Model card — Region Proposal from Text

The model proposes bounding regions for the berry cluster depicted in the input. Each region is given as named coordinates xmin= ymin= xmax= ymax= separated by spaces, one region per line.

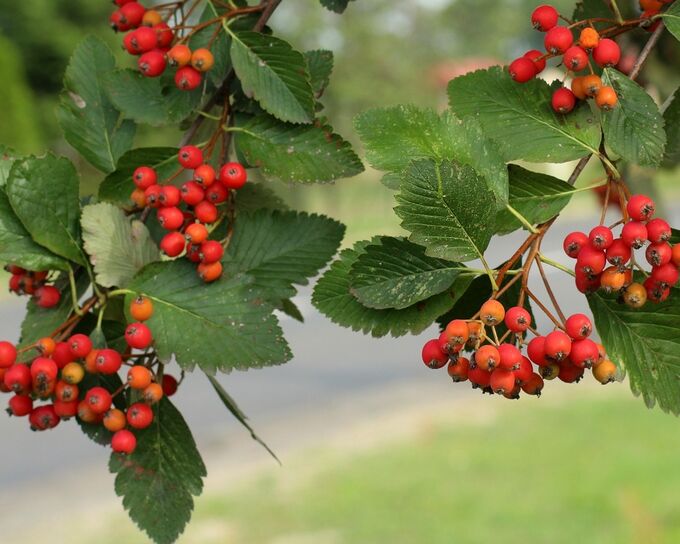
xmin=6 ymin=265 xmax=61 ymax=309
xmin=0 ymin=296 xmax=178 ymax=455
xmin=509 ymin=4 xmax=622 ymax=113
xmin=564 ymin=194 xmax=679 ymax=305
xmin=110 ymin=0 xmax=214 ymax=89
xmin=422 ymin=301 xmax=618 ymax=400
xmin=131 ymin=146 xmax=248 ymax=283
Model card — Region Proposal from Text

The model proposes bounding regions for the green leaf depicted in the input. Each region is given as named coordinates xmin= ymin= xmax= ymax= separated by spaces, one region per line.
xmin=495 ymin=165 xmax=577 ymax=235
xmin=230 ymin=31 xmax=315 ymax=124
xmin=349 ymin=236 xmax=466 ymax=310
xmin=601 ymin=68 xmax=666 ymax=166
xmin=126 ymin=260 xmax=291 ymax=373
xmin=447 ymin=66 xmax=601 ymax=163
xmin=110 ymin=398 xmax=206 ymax=544
xmin=99 ymin=147 xmax=179 ymax=206
xmin=355 ymin=106 xmax=508 ymax=203
xmin=395 ymin=159 xmax=496 ymax=263
xmin=105 ymin=69 xmax=203 ymax=127
xmin=56 ymin=36 xmax=135 ymax=173
xmin=0 ymin=189 xmax=68 ymax=271
xmin=0 ymin=146 xmax=15 ymax=187
xmin=81 ymin=203 xmax=159 ymax=288
xmin=313 ymin=240 xmax=472 ymax=338
xmin=572 ymin=0 xmax=616 ymax=23
xmin=235 ymin=114 xmax=364 ymax=183
xmin=320 ymin=0 xmax=356 ymax=13
xmin=235 ymin=182 xmax=288 ymax=213
xmin=304 ymin=50 xmax=334 ymax=96
xmin=278 ymin=298 xmax=304 ymax=322
xmin=222 ymin=210 xmax=345 ymax=300
xmin=7 ymin=155 xmax=85 ymax=265
xmin=662 ymin=1 xmax=680 ymax=42
xmin=206 ymin=375 xmax=280 ymax=463
xmin=588 ymin=290 xmax=680 ymax=415
xmin=663 ymin=87 xmax=680 ymax=166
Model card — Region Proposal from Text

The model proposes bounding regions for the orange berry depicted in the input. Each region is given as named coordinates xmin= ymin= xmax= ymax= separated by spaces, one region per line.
xmin=596 ymin=86 xmax=618 ymax=110
xmin=593 ymin=359 xmax=617 ymax=384
xmin=167 ymin=44 xmax=192 ymax=67
xmin=475 ymin=344 xmax=500 ymax=371
xmin=130 ymin=296 xmax=154 ymax=322
xmin=62 ymin=362 xmax=85 ymax=385
xmin=579 ymin=27 xmax=600 ymax=49
xmin=466 ymin=322 xmax=485 ymax=345
xmin=571 ymin=76 xmax=587 ymax=100
xmin=103 ymin=408 xmax=127 ymax=432
xmin=582 ymin=74 xmax=602 ymax=97
xmin=671 ymin=244 xmax=680 ymax=267
xmin=85 ymin=350 xmax=99 ymax=374
xmin=623 ymin=282 xmax=647 ymax=308
xmin=197 ymin=261 xmax=222 ymax=283
xmin=142 ymin=382 xmax=164 ymax=404
xmin=190 ymin=48 xmax=214 ymax=72
xmin=600 ymin=266 xmax=626 ymax=292
xmin=479 ymin=300 xmax=505 ymax=326
xmin=142 ymin=9 xmax=163 ymax=27
xmin=128 ymin=365 xmax=153 ymax=389
xmin=131 ymin=188 xmax=147 ymax=208
xmin=444 ymin=319 xmax=469 ymax=346
xmin=36 ymin=337 xmax=56 ymax=356
xmin=640 ymin=0 xmax=664 ymax=10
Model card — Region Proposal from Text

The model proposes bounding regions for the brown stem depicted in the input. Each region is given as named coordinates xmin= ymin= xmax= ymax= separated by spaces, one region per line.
xmin=525 ymin=287 xmax=565 ymax=330
xmin=534 ymin=255 xmax=567 ymax=323
xmin=629 ymin=21 xmax=666 ymax=81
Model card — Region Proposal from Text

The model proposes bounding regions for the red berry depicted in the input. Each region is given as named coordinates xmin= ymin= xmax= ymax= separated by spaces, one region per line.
xmin=175 ymin=66 xmax=202 ymax=91
xmin=129 ymin=26 xmax=158 ymax=54
xmin=563 ymin=46 xmax=589 ymax=71
xmin=110 ymin=10 xmax=130 ymax=32
xmin=30 ymin=357 xmax=58 ymax=384
xmin=193 ymin=164 xmax=216 ymax=187
xmin=646 ymin=218 xmax=671 ymax=243
xmin=199 ymin=240 xmax=224 ymax=264
xmin=593 ymin=38 xmax=621 ymax=67
xmin=68 ymin=334 xmax=93 ymax=359
xmin=532 ymin=5 xmax=559 ymax=31
xmin=159 ymin=185 xmax=181 ymax=207
xmin=513 ymin=356 xmax=534 ymax=385
xmin=498 ymin=343 xmax=522 ymax=371
xmin=162 ymin=374 xmax=179 ymax=396
xmin=85 ymin=386 xmax=113 ymax=414
xmin=133 ymin=166 xmax=157 ymax=190
xmin=563 ymin=231 xmax=588 ymax=258
xmin=552 ymin=87 xmax=576 ymax=114
xmin=523 ymin=49 xmax=547 ymax=73
xmin=468 ymin=366 xmax=491 ymax=389
xmin=119 ymin=2 xmax=146 ymax=28
xmin=421 ymin=339 xmax=448 ymax=369
xmin=490 ymin=368 xmax=516 ymax=395
xmin=157 ymin=206 xmax=185 ymax=230
xmin=589 ymin=225 xmax=614 ymax=250
xmin=651 ymin=263 xmax=679 ymax=287
xmin=95 ymin=349 xmax=123 ymax=374
xmin=29 ymin=405 xmax=60 ymax=431
xmin=52 ymin=342 xmax=73 ymax=368
xmin=144 ymin=184 xmax=163 ymax=208
xmin=527 ymin=336 xmax=548 ymax=367
xmin=160 ymin=232 xmax=186 ymax=257
xmin=570 ymin=338 xmax=600 ymax=368
xmin=544 ymin=330 xmax=572 ymax=361
xmin=626 ymin=194 xmax=655 ymax=221
xmin=565 ymin=313 xmax=592 ymax=340
xmin=154 ymin=23 xmax=174 ymax=48
xmin=509 ymin=57 xmax=537 ymax=83
xmin=544 ymin=26 xmax=573 ymax=54
xmin=219 ymin=162 xmax=248 ymax=189
xmin=194 ymin=201 xmax=219 ymax=224
xmin=181 ymin=181 xmax=205 ymax=206
xmin=521 ymin=373 xmax=544 ymax=396
xmin=127 ymin=402 xmax=154 ymax=429
xmin=9 ymin=273 xmax=23 ymax=294
xmin=206 ymin=182 xmax=228 ymax=204
xmin=504 ymin=306 xmax=531 ymax=333
xmin=621 ymin=221 xmax=648 ymax=249
xmin=4 ymin=364 xmax=31 ymax=393
xmin=575 ymin=269 xmax=601 ymax=294
xmin=186 ymin=243 xmax=202 ymax=263
xmin=0 ymin=341 xmax=17 ymax=369
xmin=576 ymin=246 xmax=606 ymax=277
xmin=125 ymin=323 xmax=154 ymax=350
xmin=178 ymin=146 xmax=204 ymax=169
xmin=138 ymin=50 xmax=166 ymax=77
xmin=645 ymin=277 xmax=671 ymax=303
xmin=558 ymin=360 xmax=584 ymax=383
xmin=8 ymin=394 xmax=33 ymax=417
xmin=54 ymin=399 xmax=79 ymax=419
xmin=112 ymin=429 xmax=137 ymax=454
xmin=606 ymin=238 xmax=631 ymax=265
xmin=646 ymin=242 xmax=672 ymax=267
xmin=185 ymin=223 xmax=209 ymax=245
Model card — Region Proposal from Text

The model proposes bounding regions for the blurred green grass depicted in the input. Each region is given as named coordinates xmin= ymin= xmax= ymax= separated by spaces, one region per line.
xmin=85 ymin=389 xmax=680 ymax=544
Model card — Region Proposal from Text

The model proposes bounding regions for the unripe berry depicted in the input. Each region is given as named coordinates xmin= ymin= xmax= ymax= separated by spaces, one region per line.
xmin=138 ymin=50 xmax=167 ymax=77
xmin=551 ymin=87 xmax=576 ymax=114
xmin=103 ymin=409 xmax=127 ymax=432
xmin=194 ymin=200 xmax=219 ymax=224
xmin=193 ymin=164 xmax=216 ymax=187
xmin=521 ymin=372 xmax=544 ymax=396
xmin=128 ymin=365 xmax=153 ymax=389
xmin=582 ymin=74 xmax=603 ymax=97
xmin=181 ymin=181 xmax=206 ymax=206
xmin=479 ymin=299 xmax=505 ymax=326
xmin=85 ymin=386 xmax=113 ymax=414
xmin=131 ymin=188 xmax=147 ymax=208
xmin=219 ymin=162 xmax=248 ymax=189
xmin=527 ymin=336 xmax=548 ymax=366
xmin=36 ymin=337 xmax=56 ymax=357
xmin=185 ymin=222 xmax=209 ymax=244
xmin=673 ymin=244 xmax=680 ymax=267
xmin=68 ymin=333 xmax=93 ymax=359
xmin=600 ymin=266 xmax=627 ymax=292
xmin=141 ymin=9 xmax=162 ymax=27
xmin=509 ymin=57 xmax=537 ymax=83
xmin=167 ymin=44 xmax=192 ymax=67
xmin=112 ymin=429 xmax=137 ymax=454
xmin=589 ymin=225 xmax=614 ymax=250
xmin=563 ymin=231 xmax=589 ymax=258
xmin=606 ymin=238 xmax=631 ymax=266
xmin=544 ymin=330 xmax=571 ymax=361
xmin=443 ymin=319 xmax=470 ymax=347
xmin=623 ymin=282 xmax=647 ymax=308
xmin=646 ymin=218 xmax=671 ymax=243
xmin=422 ymin=339 xmax=448 ymax=369
xmin=468 ymin=367 xmax=491 ymax=389
xmin=531 ymin=5 xmax=559 ymax=31
xmin=540 ymin=363 xmax=560 ymax=381
xmin=127 ymin=402 xmax=154 ymax=429
xmin=504 ymin=306 xmax=531 ymax=333
xmin=447 ymin=357 xmax=470 ymax=383
xmin=191 ymin=48 xmax=215 ymax=72
xmin=626 ymin=194 xmax=655 ymax=221
xmin=497 ymin=343 xmax=522 ymax=371
xmin=62 ymin=362 xmax=85 ymax=385
xmin=157 ymin=206 xmax=185 ymax=230
xmin=162 ymin=374 xmax=179 ymax=396
xmin=490 ymin=368 xmax=516 ymax=395
xmin=475 ymin=344 xmax=500 ymax=371
xmin=197 ymin=261 xmax=223 ymax=282
xmin=8 ymin=394 xmax=33 ymax=417
xmin=563 ymin=46 xmax=589 ymax=71
xmin=35 ymin=285 xmax=61 ymax=308
xmin=565 ymin=313 xmax=592 ymax=340
xmin=125 ymin=322 xmax=153 ymax=350
xmin=593 ymin=359 xmax=617 ymax=384
xmin=466 ymin=322 xmax=485 ymax=347
xmin=29 ymin=405 xmax=60 ymax=431
xmin=77 ymin=400 xmax=101 ymax=424
xmin=593 ymin=38 xmax=621 ymax=67
xmin=571 ymin=76 xmax=588 ymax=100
xmin=621 ymin=221 xmax=648 ymax=249
xmin=175 ymin=66 xmax=202 ymax=91
xmin=523 ymin=50 xmax=546 ymax=73
xmin=95 ymin=349 xmax=123 ymax=374
xmin=143 ymin=382 xmax=164 ymax=404
xmin=0 ymin=341 xmax=17 ymax=369
xmin=579 ymin=27 xmax=600 ymax=49
xmin=130 ymin=296 xmax=154 ymax=322
xmin=646 ymin=242 xmax=672 ymax=267
xmin=544 ymin=26 xmax=573 ymax=54
xmin=595 ymin=86 xmax=618 ymax=110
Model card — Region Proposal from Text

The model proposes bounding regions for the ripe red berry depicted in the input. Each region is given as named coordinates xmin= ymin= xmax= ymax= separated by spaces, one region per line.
xmin=4 ymin=364 xmax=31 ymax=393
xmin=112 ymin=429 xmax=138 ymax=454
xmin=125 ymin=323 xmax=153 ymax=350
xmin=498 ymin=343 xmax=522 ymax=371
xmin=85 ymin=386 xmax=113 ymax=414
xmin=626 ymin=194 xmax=655 ymax=221
xmin=563 ymin=46 xmax=589 ymax=71
xmin=504 ymin=306 xmax=531 ymax=333
xmin=119 ymin=2 xmax=146 ymax=27
xmin=157 ymin=206 xmax=185 ymax=230
xmin=490 ymin=368 xmax=516 ymax=395
xmin=193 ymin=164 xmax=216 ymax=187
xmin=30 ymin=357 xmax=58 ymax=384
xmin=565 ymin=313 xmax=592 ymax=340
xmin=646 ymin=242 xmax=672 ymax=267
xmin=154 ymin=22 xmax=173 ymax=47
xmin=55 ymin=380 xmax=79 ymax=402
xmin=514 ymin=356 xmax=534 ymax=385
xmin=68 ymin=334 xmax=93 ymax=359
xmin=606 ymin=238 xmax=631 ymax=265
xmin=509 ymin=57 xmax=537 ymax=83
xmin=8 ymin=394 xmax=33 ymax=417
xmin=8 ymin=273 xmax=23 ymax=294
xmin=521 ymin=372 xmax=544 ymax=396
xmin=651 ymin=263 xmax=679 ymax=287
xmin=144 ymin=184 xmax=163 ymax=208
xmin=468 ymin=366 xmax=491 ymax=389
xmin=570 ymin=338 xmax=600 ymax=368
xmin=646 ymin=218 xmax=671 ymax=243
xmin=162 ymin=374 xmax=179 ymax=396
xmin=563 ymin=231 xmax=589 ymax=258
xmin=206 ymin=182 xmax=228 ymax=204
xmin=523 ymin=50 xmax=547 ymax=73
xmin=219 ymin=162 xmax=248 ymax=189
xmin=160 ymin=231 xmax=186 ymax=257
xmin=95 ymin=349 xmax=123 ymax=374
xmin=178 ymin=146 xmax=204 ymax=169
xmin=138 ymin=50 xmax=167 ymax=77
xmin=544 ymin=26 xmax=573 ymax=54
xmin=110 ymin=10 xmax=131 ymax=32
xmin=593 ymin=38 xmax=621 ymax=67
xmin=421 ymin=339 xmax=448 ymax=369
xmin=589 ymin=225 xmax=614 ymax=250
xmin=558 ymin=360 xmax=584 ymax=383
xmin=54 ymin=399 xmax=79 ymax=419
xmin=0 ymin=341 xmax=17 ymax=369
xmin=194 ymin=200 xmax=219 ymax=224
xmin=133 ymin=166 xmax=157 ymax=190
xmin=29 ymin=405 xmax=60 ymax=431
xmin=645 ymin=277 xmax=671 ymax=303
xmin=527 ymin=336 xmax=548 ymax=367
xmin=175 ymin=66 xmax=202 ymax=91
xmin=180 ymin=181 xmax=205 ymax=206
xmin=621 ymin=221 xmax=648 ymax=249
xmin=53 ymin=342 xmax=73 ymax=368
xmin=575 ymin=269 xmax=601 ymax=294
xmin=531 ymin=5 xmax=559 ymax=31
xmin=544 ymin=330 xmax=572 ymax=361
xmin=129 ymin=26 xmax=158 ymax=54
xmin=576 ymin=246 xmax=606 ymax=277
xmin=127 ymin=402 xmax=154 ymax=429
xmin=551 ymin=87 xmax=576 ymax=114
xmin=199 ymin=240 xmax=224 ymax=264
xmin=159 ymin=185 xmax=181 ymax=208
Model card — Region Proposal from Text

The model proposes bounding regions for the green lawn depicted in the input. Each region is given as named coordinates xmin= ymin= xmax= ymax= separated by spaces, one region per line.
xmin=86 ymin=390 xmax=680 ymax=544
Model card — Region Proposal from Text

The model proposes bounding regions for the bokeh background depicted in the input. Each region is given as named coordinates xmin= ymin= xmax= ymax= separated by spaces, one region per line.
xmin=1 ymin=1 xmax=680 ymax=542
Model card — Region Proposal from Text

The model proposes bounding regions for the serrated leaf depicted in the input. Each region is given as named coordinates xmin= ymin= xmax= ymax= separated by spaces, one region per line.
xmin=110 ymin=398 xmax=206 ymax=544
xmin=395 ymin=159 xmax=496 ymax=263
xmin=0 ymin=189 xmax=68 ymax=271
xmin=355 ymin=106 xmax=508 ymax=203
xmin=99 ymin=147 xmax=180 ymax=206
xmin=572 ymin=0 xmax=615 ymax=23
xmin=235 ymin=182 xmax=288 ymax=213
xmin=663 ymin=87 xmax=680 ymax=166
xmin=601 ymin=68 xmax=666 ymax=166
xmin=313 ymin=240 xmax=471 ymax=338
xmin=320 ymin=0 xmax=356 ymax=13
xmin=448 ymin=66 xmax=601 ymax=163
xmin=105 ymin=69 xmax=203 ymax=127
xmin=7 ymin=155 xmax=85 ymax=265
xmin=56 ymin=36 xmax=135 ymax=173
xmin=349 ymin=236 xmax=467 ymax=310
xmin=81 ymin=203 xmax=159 ymax=288
xmin=235 ymin=114 xmax=364 ymax=182
xmin=495 ymin=165 xmax=577 ymax=235
xmin=230 ymin=30 xmax=315 ymax=124
xmin=126 ymin=260 xmax=291 ymax=373
xmin=304 ymin=50 xmax=334 ymax=96
xmin=588 ymin=290 xmax=680 ymax=415
xmin=662 ymin=2 xmax=680 ymax=41
xmin=222 ymin=210 xmax=344 ymax=300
